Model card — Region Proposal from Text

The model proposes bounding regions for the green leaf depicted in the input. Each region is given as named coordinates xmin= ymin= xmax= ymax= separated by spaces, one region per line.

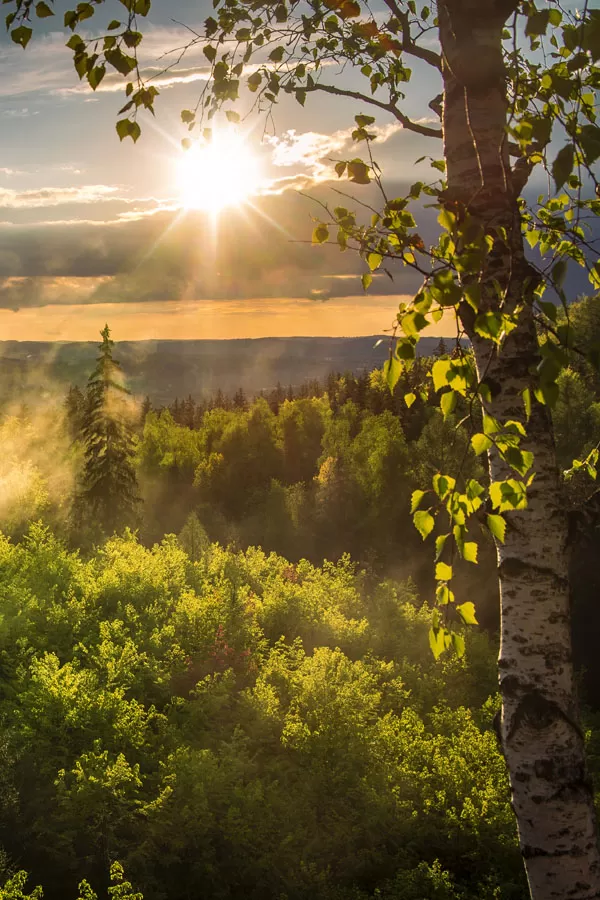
xmin=456 ymin=601 xmax=478 ymax=625
xmin=440 ymin=390 xmax=456 ymax=419
xmin=552 ymin=143 xmax=575 ymax=191
xmin=435 ymin=533 xmax=449 ymax=561
xmin=355 ymin=114 xmax=375 ymax=127
xmin=269 ymin=46 xmax=285 ymax=62
xmin=471 ymin=433 xmax=492 ymax=456
xmin=108 ymin=19 xmax=121 ymax=29
xmin=226 ymin=110 xmax=240 ymax=123
xmin=582 ymin=9 xmax=600 ymax=61
xmin=463 ymin=541 xmax=478 ymax=564
xmin=463 ymin=481 xmax=482 ymax=504
xmin=435 ymin=561 xmax=453 ymax=582
xmin=35 ymin=2 xmax=54 ymax=17
xmin=452 ymin=632 xmax=466 ymax=658
xmin=123 ymin=30 xmax=143 ymax=48
xmin=88 ymin=65 xmax=106 ymax=90
xmin=347 ymin=159 xmax=370 ymax=184
xmin=436 ymin=584 xmax=454 ymax=606
xmin=383 ymin=355 xmax=402 ymax=392
xmin=116 ymin=118 xmax=141 ymax=143
xmin=487 ymin=514 xmax=506 ymax=543
xmin=552 ymin=258 xmax=568 ymax=289
xmin=11 ymin=25 xmax=33 ymax=48
xmin=579 ymin=125 xmax=600 ymax=166
xmin=538 ymin=300 xmax=557 ymax=322
xmin=361 ymin=273 xmax=372 ymax=291
xmin=204 ymin=45 xmax=217 ymax=63
xmin=429 ymin=626 xmax=446 ymax=660
xmin=367 ymin=252 xmax=382 ymax=271
xmin=411 ymin=489 xmax=426 ymax=513
xmin=66 ymin=34 xmax=85 ymax=51
xmin=525 ymin=9 xmax=550 ymax=36
xmin=400 ymin=311 xmax=428 ymax=337
xmin=312 ymin=224 xmax=329 ymax=244
xmin=404 ymin=392 xmax=416 ymax=408
xmin=533 ymin=382 xmax=559 ymax=408
xmin=396 ymin=338 xmax=416 ymax=361
xmin=414 ymin=509 xmax=434 ymax=540
xmin=433 ymin=473 xmax=455 ymax=499
xmin=522 ymin=387 xmax=532 ymax=420
xmin=490 ymin=479 xmax=527 ymax=512
xmin=105 ymin=48 xmax=136 ymax=76
xmin=431 ymin=359 xmax=452 ymax=392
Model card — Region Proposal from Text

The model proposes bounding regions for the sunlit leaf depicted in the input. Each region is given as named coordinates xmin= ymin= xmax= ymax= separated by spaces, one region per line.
xmin=435 ymin=561 xmax=452 ymax=581
xmin=414 ymin=509 xmax=434 ymax=540
xmin=487 ymin=514 xmax=506 ymax=543
xmin=456 ymin=601 xmax=478 ymax=625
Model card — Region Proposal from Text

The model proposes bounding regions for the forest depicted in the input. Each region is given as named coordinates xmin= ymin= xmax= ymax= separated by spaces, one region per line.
xmin=0 ymin=293 xmax=599 ymax=900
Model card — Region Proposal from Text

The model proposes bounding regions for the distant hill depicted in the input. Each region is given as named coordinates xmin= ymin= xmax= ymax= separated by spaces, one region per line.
xmin=0 ymin=336 xmax=451 ymax=407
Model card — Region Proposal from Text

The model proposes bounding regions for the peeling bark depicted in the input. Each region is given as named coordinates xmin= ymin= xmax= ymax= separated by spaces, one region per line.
xmin=438 ymin=1 xmax=600 ymax=897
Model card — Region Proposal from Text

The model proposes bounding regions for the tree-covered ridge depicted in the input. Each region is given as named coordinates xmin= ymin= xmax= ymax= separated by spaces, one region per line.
xmin=0 ymin=524 xmax=523 ymax=900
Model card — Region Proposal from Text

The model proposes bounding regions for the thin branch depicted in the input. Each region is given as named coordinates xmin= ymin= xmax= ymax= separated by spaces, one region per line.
xmin=308 ymin=83 xmax=442 ymax=138
xmin=382 ymin=0 xmax=443 ymax=70
xmin=398 ymin=11 xmax=443 ymax=70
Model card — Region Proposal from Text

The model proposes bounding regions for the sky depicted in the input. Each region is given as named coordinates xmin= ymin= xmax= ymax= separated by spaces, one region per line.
xmin=0 ymin=0 xmax=449 ymax=341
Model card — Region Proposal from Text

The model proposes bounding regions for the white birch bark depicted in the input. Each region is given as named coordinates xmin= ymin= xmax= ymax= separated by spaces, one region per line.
xmin=437 ymin=1 xmax=600 ymax=896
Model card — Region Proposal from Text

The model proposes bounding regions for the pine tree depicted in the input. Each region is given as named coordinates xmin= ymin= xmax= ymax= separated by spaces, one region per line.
xmin=232 ymin=387 xmax=247 ymax=410
xmin=64 ymin=385 xmax=86 ymax=441
xmin=182 ymin=394 xmax=196 ymax=429
xmin=74 ymin=325 xmax=140 ymax=538
xmin=433 ymin=338 xmax=448 ymax=358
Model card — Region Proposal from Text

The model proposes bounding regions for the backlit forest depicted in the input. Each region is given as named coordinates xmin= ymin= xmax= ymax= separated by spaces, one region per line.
xmin=2 ymin=294 xmax=600 ymax=900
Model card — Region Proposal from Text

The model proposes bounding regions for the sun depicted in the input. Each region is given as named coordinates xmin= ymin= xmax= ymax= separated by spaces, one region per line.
xmin=175 ymin=129 xmax=263 ymax=215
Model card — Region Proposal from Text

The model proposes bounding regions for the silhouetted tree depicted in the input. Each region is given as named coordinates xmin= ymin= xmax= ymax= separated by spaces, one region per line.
xmin=64 ymin=385 xmax=86 ymax=441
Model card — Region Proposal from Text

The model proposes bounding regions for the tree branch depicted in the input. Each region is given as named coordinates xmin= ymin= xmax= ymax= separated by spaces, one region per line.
xmin=308 ymin=83 xmax=442 ymax=138
xmin=392 ymin=6 xmax=443 ymax=71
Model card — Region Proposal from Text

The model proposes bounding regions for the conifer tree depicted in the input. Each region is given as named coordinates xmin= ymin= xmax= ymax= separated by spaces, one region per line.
xmin=74 ymin=325 xmax=139 ymax=538
xmin=64 ymin=385 xmax=86 ymax=442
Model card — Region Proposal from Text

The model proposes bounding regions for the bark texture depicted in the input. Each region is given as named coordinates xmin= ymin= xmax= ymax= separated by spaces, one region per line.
xmin=438 ymin=1 xmax=600 ymax=897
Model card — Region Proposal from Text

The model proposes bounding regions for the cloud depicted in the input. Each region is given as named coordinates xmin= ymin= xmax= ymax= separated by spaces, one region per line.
xmin=54 ymin=65 xmax=213 ymax=96
xmin=266 ymin=122 xmax=402 ymax=185
xmin=0 ymin=184 xmax=122 ymax=210
xmin=0 ymin=182 xmax=430 ymax=310
xmin=1 ymin=107 xmax=37 ymax=118
xmin=0 ymin=31 xmax=73 ymax=97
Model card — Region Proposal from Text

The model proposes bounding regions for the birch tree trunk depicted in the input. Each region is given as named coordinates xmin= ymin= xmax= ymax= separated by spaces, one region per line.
xmin=438 ymin=1 xmax=600 ymax=896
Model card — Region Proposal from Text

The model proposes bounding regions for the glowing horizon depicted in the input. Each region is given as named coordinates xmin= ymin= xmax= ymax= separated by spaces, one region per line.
xmin=0 ymin=295 xmax=456 ymax=342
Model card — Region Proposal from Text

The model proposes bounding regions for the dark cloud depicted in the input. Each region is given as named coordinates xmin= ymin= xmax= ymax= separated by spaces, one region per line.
xmin=0 ymin=182 xmax=434 ymax=308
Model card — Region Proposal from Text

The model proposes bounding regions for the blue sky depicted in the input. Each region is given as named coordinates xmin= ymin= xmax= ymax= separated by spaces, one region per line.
xmin=0 ymin=1 xmax=446 ymax=339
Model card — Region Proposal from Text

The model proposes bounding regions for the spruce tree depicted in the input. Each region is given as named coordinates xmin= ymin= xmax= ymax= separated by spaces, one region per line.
xmin=74 ymin=325 xmax=139 ymax=538
xmin=64 ymin=385 xmax=86 ymax=441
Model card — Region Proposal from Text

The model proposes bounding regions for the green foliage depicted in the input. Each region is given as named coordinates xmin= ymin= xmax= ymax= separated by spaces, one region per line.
xmin=0 ymin=524 xmax=521 ymax=900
